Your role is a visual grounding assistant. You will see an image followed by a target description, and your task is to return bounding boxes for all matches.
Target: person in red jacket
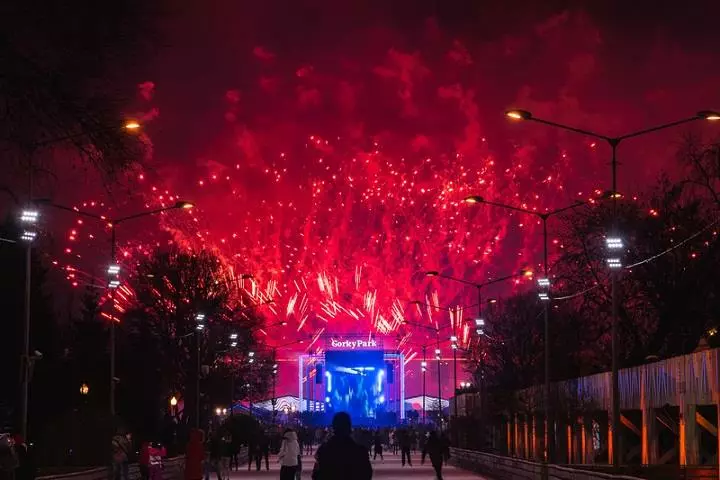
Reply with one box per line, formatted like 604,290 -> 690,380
148,443 -> 167,480
185,430 -> 205,480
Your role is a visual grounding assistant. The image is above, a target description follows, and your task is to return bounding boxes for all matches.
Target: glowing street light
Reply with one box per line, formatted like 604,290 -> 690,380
108,279 -> 120,289
229,333 -> 238,340
538,292 -> 550,301
123,120 -> 141,131
537,278 -> 551,288
20,231 -> 37,242
505,109 -> 533,120
195,313 -> 205,322
107,264 -> 120,275
20,210 -> 39,224
475,318 -> 485,327
606,237 -> 624,250
607,258 -> 622,269
698,110 -> 720,121
80,383 -> 89,395
170,396 -> 178,407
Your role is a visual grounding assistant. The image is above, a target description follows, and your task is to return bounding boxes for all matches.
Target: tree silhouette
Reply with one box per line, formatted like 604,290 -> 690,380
120,248 -> 266,429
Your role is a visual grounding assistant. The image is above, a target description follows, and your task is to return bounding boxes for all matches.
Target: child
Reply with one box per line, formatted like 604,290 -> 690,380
148,443 -> 167,480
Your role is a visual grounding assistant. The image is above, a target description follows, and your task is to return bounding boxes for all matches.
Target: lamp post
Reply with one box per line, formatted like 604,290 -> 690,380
40,200 -> 194,416
463,196 -> 586,461
18,208 -> 39,440
14,121 -> 142,438
504,108 -> 720,467
424,269 -> 531,443
170,395 -> 178,418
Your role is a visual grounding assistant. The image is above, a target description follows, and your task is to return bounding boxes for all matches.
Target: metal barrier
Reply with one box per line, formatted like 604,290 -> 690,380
37,448 -> 249,480
450,448 -> 646,480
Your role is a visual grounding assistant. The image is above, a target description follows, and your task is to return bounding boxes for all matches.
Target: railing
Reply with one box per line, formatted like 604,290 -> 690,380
37,457 -> 185,480
450,448 -> 645,480
37,448 -> 250,480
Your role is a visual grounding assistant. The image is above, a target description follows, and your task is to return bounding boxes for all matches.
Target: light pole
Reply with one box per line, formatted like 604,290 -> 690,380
463,196 -> 586,461
18,208 -> 39,440
424,269 -> 531,443
14,120 -> 142,438
504,108 -> 720,467
41,200 -> 194,416
421,347 -> 427,424
195,313 -> 205,428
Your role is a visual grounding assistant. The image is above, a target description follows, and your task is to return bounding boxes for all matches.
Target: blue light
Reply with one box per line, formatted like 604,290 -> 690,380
325,371 -> 332,392
325,396 -> 330,403
378,395 -> 385,404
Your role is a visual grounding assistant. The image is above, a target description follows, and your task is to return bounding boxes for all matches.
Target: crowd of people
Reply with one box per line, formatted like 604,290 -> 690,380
240,414 -> 451,480
3,414 -> 450,480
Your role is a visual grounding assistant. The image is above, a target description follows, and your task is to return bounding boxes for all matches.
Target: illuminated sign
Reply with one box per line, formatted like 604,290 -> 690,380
329,338 -> 378,349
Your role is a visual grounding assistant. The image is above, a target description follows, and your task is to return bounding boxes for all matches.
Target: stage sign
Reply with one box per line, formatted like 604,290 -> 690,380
327,336 -> 383,350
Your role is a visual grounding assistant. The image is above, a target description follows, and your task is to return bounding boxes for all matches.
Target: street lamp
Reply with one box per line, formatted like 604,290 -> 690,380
18,207 -> 40,440
462,196 -> 589,461
504,109 -> 720,467
80,383 -> 89,395
39,199 -> 195,416
424,268 -> 531,437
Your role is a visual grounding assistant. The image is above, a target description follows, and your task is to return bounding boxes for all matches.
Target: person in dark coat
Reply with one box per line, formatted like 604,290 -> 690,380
254,431 -> 270,471
372,432 -> 383,461
422,431 -> 450,480
398,429 -> 412,467
312,412 -> 372,480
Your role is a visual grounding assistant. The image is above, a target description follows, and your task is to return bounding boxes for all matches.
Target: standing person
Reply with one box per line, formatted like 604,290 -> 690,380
277,429 -> 300,480
388,430 -> 395,455
148,443 -> 166,480
184,430 -> 205,480
311,413 -> 372,480
0,434 -> 18,480
12,435 -> 32,480
204,433 -> 222,480
399,429 -> 412,467
111,430 -> 132,480
422,432 -> 450,480
255,431 -> 270,472
372,432 -> 383,461
138,442 -> 151,480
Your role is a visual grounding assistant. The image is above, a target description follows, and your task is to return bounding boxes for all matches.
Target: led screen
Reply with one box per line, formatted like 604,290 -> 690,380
324,350 -> 386,420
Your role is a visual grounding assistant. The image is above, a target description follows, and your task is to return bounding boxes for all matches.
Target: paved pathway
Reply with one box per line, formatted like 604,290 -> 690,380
230,452 -> 490,479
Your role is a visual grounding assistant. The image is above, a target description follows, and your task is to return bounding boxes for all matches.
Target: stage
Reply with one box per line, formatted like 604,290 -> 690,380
297,335 -> 405,426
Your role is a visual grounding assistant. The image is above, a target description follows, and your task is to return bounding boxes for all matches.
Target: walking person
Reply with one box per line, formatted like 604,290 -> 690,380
277,429 -> 300,480
422,431 -> 450,480
111,430 -> 132,480
255,431 -> 270,472
372,432 -> 383,461
399,429 -> 412,467
311,412 -> 372,480
204,433 -> 223,480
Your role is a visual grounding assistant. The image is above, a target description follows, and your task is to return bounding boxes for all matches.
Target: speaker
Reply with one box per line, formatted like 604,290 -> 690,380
386,362 -> 394,384
315,363 -> 323,383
